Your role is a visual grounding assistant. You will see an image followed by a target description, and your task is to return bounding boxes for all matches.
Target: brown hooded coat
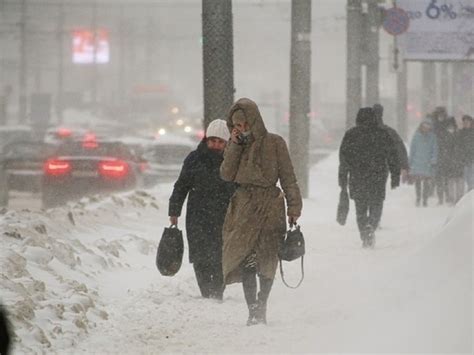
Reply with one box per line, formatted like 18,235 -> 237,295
220,98 -> 302,284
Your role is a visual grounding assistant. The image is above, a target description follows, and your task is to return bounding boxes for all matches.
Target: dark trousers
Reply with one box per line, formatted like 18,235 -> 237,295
435,174 -> 450,204
354,198 -> 384,238
415,177 -> 431,205
241,254 -> 273,308
193,261 -> 224,300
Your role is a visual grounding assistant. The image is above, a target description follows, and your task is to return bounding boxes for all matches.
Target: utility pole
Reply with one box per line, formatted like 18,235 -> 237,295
365,0 -> 380,107
346,0 -> 363,128
18,0 -> 27,123
56,2 -> 65,123
202,0 -> 234,128
396,60 -> 408,140
289,0 -> 311,198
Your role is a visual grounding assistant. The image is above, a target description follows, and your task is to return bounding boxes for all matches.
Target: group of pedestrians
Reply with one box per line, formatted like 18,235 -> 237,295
409,106 -> 473,207
168,98 -> 302,326
166,99 -> 472,326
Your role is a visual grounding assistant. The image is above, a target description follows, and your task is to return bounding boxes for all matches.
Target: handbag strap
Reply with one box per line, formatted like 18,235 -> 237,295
279,256 -> 304,289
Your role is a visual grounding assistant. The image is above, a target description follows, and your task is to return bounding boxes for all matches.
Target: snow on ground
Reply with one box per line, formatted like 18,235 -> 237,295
1,152 -> 472,354
0,191 -> 160,353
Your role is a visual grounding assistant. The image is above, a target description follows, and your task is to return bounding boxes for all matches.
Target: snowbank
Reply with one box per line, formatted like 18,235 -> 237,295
311,189 -> 473,353
0,190 -> 160,353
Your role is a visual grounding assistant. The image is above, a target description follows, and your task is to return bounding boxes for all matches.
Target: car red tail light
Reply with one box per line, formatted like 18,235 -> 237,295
82,132 -> 98,149
57,127 -> 72,138
99,160 -> 129,179
44,158 -> 71,176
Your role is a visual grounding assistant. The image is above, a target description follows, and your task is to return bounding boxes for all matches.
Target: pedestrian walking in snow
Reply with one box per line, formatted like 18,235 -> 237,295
220,98 -> 302,326
457,115 -> 474,192
168,119 -> 236,300
409,120 -> 438,207
444,120 -> 465,204
373,103 -> 409,226
338,107 -> 400,248
431,107 -> 456,204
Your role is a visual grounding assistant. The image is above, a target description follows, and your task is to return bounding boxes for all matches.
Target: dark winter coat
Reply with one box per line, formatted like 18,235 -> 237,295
409,123 -> 438,178
456,127 -> 474,166
373,104 -> 409,171
432,116 -> 457,176
380,124 -> 409,170
438,130 -> 463,178
339,108 -> 400,201
169,140 -> 236,265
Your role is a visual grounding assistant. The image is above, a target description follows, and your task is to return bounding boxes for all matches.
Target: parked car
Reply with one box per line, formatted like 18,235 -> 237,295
42,137 -> 147,208
0,141 -> 55,206
142,134 -> 195,186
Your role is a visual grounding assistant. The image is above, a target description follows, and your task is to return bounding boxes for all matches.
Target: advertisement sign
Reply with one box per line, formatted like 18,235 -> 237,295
397,0 -> 474,61
72,29 -> 110,64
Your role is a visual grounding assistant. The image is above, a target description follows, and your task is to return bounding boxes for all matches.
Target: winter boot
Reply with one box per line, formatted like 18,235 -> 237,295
361,228 -> 369,248
255,276 -> 273,324
365,224 -> 375,248
246,303 -> 259,326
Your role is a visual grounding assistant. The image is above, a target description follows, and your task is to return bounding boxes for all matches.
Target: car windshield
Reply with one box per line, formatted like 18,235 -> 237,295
56,142 -> 134,160
144,145 -> 191,164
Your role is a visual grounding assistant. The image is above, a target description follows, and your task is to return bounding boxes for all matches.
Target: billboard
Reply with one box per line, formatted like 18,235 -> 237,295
397,0 -> 474,61
72,29 -> 110,64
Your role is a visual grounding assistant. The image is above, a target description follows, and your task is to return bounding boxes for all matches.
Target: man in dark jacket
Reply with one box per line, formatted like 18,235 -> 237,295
339,107 -> 400,248
169,119 -> 236,300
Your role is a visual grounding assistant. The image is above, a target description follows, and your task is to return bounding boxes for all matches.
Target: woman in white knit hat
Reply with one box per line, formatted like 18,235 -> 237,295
168,119 -> 236,300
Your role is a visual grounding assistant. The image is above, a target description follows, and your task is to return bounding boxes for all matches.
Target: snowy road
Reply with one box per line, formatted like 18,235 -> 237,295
1,153 -> 471,354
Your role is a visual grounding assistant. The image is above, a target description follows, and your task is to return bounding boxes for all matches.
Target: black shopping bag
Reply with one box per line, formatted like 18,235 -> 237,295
336,188 -> 349,226
278,224 -> 305,289
279,224 -> 305,262
156,225 -> 184,276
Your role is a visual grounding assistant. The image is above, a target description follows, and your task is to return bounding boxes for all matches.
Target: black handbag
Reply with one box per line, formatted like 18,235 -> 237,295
156,225 -> 184,276
278,224 -> 305,289
336,188 -> 349,226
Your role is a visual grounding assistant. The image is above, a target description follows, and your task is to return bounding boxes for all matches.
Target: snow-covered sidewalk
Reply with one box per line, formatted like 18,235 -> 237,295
1,153 -> 472,354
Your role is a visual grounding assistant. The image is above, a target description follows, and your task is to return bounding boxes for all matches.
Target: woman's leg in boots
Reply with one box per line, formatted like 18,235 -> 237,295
207,262 -> 224,301
256,276 -> 273,324
241,255 -> 258,325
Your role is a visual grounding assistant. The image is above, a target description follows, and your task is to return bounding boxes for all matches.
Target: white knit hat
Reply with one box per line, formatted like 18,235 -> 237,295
206,119 -> 229,141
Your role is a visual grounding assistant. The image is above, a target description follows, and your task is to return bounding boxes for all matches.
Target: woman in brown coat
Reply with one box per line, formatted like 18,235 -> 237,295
220,98 -> 302,326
